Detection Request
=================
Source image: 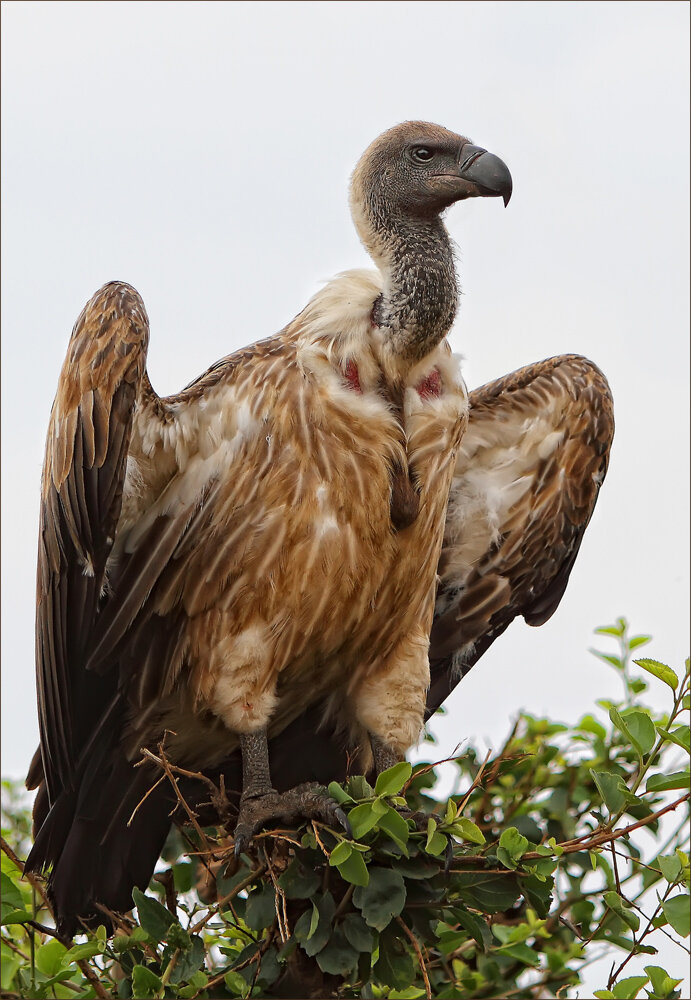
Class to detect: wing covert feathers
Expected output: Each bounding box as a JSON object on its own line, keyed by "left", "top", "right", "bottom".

{"left": 35, "top": 282, "right": 150, "bottom": 802}
{"left": 428, "top": 354, "right": 614, "bottom": 715}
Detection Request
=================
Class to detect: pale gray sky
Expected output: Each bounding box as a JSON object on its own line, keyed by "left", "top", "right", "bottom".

{"left": 2, "top": 0, "right": 689, "bottom": 987}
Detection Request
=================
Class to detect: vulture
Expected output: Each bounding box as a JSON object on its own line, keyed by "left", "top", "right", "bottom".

{"left": 25, "top": 121, "right": 614, "bottom": 938}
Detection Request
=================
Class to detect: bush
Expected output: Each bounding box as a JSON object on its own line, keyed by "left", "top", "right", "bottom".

{"left": 2, "top": 620, "right": 689, "bottom": 999}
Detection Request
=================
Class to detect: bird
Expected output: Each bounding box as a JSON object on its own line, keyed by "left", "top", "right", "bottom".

{"left": 24, "top": 121, "right": 613, "bottom": 939}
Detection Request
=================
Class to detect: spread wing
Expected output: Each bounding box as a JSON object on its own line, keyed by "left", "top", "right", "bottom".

{"left": 427, "top": 354, "right": 614, "bottom": 716}
{"left": 33, "top": 282, "right": 151, "bottom": 803}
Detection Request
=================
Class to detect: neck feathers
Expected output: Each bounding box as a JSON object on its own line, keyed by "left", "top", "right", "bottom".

{"left": 350, "top": 185, "right": 458, "bottom": 365}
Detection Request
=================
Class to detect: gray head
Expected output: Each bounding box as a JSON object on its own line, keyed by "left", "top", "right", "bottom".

{"left": 350, "top": 121, "right": 512, "bottom": 253}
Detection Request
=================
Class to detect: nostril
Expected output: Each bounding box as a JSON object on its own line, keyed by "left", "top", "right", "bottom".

{"left": 459, "top": 148, "right": 486, "bottom": 172}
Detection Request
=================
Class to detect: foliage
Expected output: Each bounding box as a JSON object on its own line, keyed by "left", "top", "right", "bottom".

{"left": 2, "top": 620, "right": 689, "bottom": 999}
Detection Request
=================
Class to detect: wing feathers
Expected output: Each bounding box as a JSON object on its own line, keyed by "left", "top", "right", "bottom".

{"left": 36, "top": 282, "right": 150, "bottom": 801}
{"left": 428, "top": 355, "right": 614, "bottom": 713}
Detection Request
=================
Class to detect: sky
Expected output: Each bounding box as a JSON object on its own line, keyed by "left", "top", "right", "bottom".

{"left": 1, "top": 0, "right": 689, "bottom": 988}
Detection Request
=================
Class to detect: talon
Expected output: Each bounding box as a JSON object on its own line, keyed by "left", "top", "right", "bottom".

{"left": 444, "top": 837, "right": 454, "bottom": 876}
{"left": 335, "top": 807, "right": 352, "bottom": 839}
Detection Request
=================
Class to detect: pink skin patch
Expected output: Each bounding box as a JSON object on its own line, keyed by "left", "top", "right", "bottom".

{"left": 343, "top": 359, "right": 362, "bottom": 393}
{"left": 416, "top": 367, "right": 443, "bottom": 399}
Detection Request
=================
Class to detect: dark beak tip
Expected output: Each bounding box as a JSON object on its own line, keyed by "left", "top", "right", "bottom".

{"left": 503, "top": 190, "right": 512, "bottom": 208}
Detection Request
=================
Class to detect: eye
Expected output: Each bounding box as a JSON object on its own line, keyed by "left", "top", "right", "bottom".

{"left": 411, "top": 146, "right": 435, "bottom": 164}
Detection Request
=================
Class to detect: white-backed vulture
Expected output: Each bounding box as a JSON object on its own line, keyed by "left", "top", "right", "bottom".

{"left": 25, "top": 122, "right": 613, "bottom": 937}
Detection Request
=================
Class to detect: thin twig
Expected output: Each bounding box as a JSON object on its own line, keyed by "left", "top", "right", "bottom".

{"left": 263, "top": 844, "right": 289, "bottom": 943}
{"left": 126, "top": 772, "right": 166, "bottom": 826}
{"left": 189, "top": 863, "right": 267, "bottom": 935}
{"left": 311, "top": 821, "right": 331, "bottom": 860}
{"left": 396, "top": 915, "right": 432, "bottom": 1000}
{"left": 610, "top": 839, "right": 622, "bottom": 895}
{"left": 0, "top": 837, "right": 52, "bottom": 916}
{"left": 608, "top": 881, "right": 677, "bottom": 989}
{"left": 456, "top": 749, "right": 493, "bottom": 813}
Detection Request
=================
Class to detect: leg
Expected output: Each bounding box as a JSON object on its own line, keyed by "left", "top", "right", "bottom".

{"left": 240, "top": 729, "right": 276, "bottom": 799}
{"left": 234, "top": 727, "right": 350, "bottom": 856}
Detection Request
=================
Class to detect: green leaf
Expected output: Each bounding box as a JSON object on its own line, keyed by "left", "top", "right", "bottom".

{"left": 454, "top": 907, "right": 491, "bottom": 951}
{"left": 224, "top": 970, "right": 249, "bottom": 997}
{"left": 294, "top": 892, "right": 336, "bottom": 956}
{"left": 662, "top": 894, "right": 690, "bottom": 936}
{"left": 592, "top": 651, "right": 624, "bottom": 669}
{"left": 170, "top": 935, "right": 205, "bottom": 984}
{"left": 172, "top": 862, "right": 195, "bottom": 894}
{"left": 62, "top": 939, "right": 106, "bottom": 963}
{"left": 348, "top": 802, "right": 381, "bottom": 840}
{"left": 611, "top": 977, "right": 649, "bottom": 999}
{"left": 307, "top": 901, "right": 320, "bottom": 939}
{"left": 498, "top": 827, "right": 529, "bottom": 862}
{"left": 656, "top": 724, "right": 690, "bottom": 752}
{"left": 376, "top": 805, "right": 410, "bottom": 849}
{"left": 353, "top": 866, "right": 406, "bottom": 930}
{"left": 578, "top": 714, "right": 608, "bottom": 739}
{"left": 644, "top": 965, "right": 684, "bottom": 996}
{"left": 346, "top": 775, "right": 375, "bottom": 800}
{"left": 455, "top": 871, "right": 521, "bottom": 913}
{"left": 449, "top": 817, "right": 486, "bottom": 845}
{"left": 374, "top": 762, "right": 413, "bottom": 797}
{"left": 315, "top": 929, "right": 359, "bottom": 976}
{"left": 278, "top": 856, "right": 321, "bottom": 898}
{"left": 329, "top": 840, "right": 353, "bottom": 866}
{"left": 337, "top": 849, "right": 369, "bottom": 887}
{"left": 375, "top": 924, "right": 415, "bottom": 989}
{"left": 256, "top": 946, "right": 280, "bottom": 988}
{"left": 629, "top": 635, "right": 652, "bottom": 650}
{"left": 593, "top": 992, "right": 615, "bottom": 999}
{"left": 424, "top": 818, "right": 448, "bottom": 857}
{"left": 645, "top": 771, "right": 690, "bottom": 793}
{"left": 165, "top": 922, "right": 191, "bottom": 951}
{"left": 620, "top": 709, "right": 657, "bottom": 756}
{"left": 0, "top": 908, "right": 31, "bottom": 925}
{"left": 603, "top": 891, "right": 640, "bottom": 931}
{"left": 327, "top": 780, "right": 354, "bottom": 804}
{"left": 657, "top": 854, "right": 684, "bottom": 884}
{"left": 591, "top": 770, "right": 630, "bottom": 814}
{"left": 497, "top": 941, "right": 541, "bottom": 966}
{"left": 35, "top": 939, "right": 68, "bottom": 977}
{"left": 0, "top": 872, "right": 24, "bottom": 915}
{"left": 595, "top": 622, "right": 626, "bottom": 636}
{"left": 342, "top": 912, "right": 375, "bottom": 952}
{"left": 131, "top": 964, "right": 163, "bottom": 998}
{"left": 634, "top": 658, "right": 679, "bottom": 691}
{"left": 244, "top": 883, "right": 276, "bottom": 930}
{"left": 133, "top": 887, "right": 176, "bottom": 942}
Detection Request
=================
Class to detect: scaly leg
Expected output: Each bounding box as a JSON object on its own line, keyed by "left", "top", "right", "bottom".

{"left": 370, "top": 733, "right": 401, "bottom": 775}
{"left": 233, "top": 728, "right": 350, "bottom": 855}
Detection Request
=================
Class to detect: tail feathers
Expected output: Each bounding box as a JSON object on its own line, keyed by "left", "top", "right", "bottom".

{"left": 26, "top": 753, "right": 173, "bottom": 939}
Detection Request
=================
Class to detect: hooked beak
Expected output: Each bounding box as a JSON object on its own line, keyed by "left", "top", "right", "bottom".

{"left": 442, "top": 142, "right": 513, "bottom": 206}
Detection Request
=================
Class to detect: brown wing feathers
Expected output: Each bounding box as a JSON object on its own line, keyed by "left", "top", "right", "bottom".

{"left": 428, "top": 355, "right": 614, "bottom": 715}
{"left": 32, "top": 282, "right": 150, "bottom": 802}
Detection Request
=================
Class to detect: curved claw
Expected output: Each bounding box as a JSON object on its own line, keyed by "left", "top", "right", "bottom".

{"left": 334, "top": 807, "right": 353, "bottom": 840}
{"left": 444, "top": 836, "right": 454, "bottom": 877}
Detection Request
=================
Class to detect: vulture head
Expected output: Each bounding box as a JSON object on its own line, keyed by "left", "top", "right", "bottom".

{"left": 350, "top": 120, "right": 512, "bottom": 232}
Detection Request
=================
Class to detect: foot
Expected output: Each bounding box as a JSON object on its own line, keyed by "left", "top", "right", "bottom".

{"left": 233, "top": 782, "right": 351, "bottom": 856}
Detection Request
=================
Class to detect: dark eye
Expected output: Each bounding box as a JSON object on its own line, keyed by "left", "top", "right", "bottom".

{"left": 411, "top": 146, "right": 434, "bottom": 163}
